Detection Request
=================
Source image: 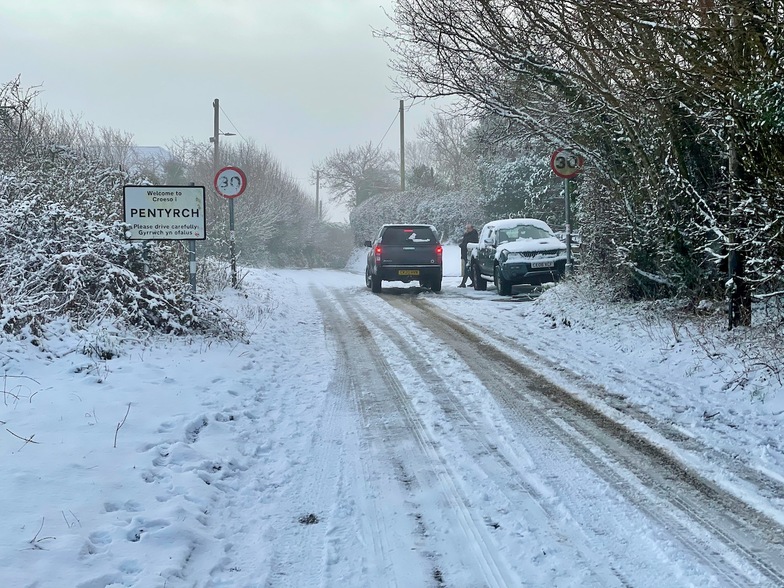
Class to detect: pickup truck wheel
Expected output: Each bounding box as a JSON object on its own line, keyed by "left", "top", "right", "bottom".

{"left": 365, "top": 267, "right": 372, "bottom": 288}
{"left": 494, "top": 264, "right": 512, "bottom": 296}
{"left": 430, "top": 278, "right": 442, "bottom": 293}
{"left": 472, "top": 263, "right": 488, "bottom": 291}
{"left": 371, "top": 273, "right": 382, "bottom": 293}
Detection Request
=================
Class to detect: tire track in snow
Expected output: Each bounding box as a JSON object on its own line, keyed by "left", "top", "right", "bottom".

{"left": 348, "top": 293, "right": 632, "bottom": 588}
{"left": 312, "top": 286, "right": 409, "bottom": 587}
{"left": 396, "top": 295, "right": 784, "bottom": 587}
{"left": 432, "top": 295, "right": 784, "bottom": 516}
{"left": 327, "top": 288, "right": 522, "bottom": 588}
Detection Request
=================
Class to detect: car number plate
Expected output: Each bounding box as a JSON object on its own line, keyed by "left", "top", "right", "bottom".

{"left": 531, "top": 261, "right": 554, "bottom": 269}
{"left": 398, "top": 269, "right": 420, "bottom": 276}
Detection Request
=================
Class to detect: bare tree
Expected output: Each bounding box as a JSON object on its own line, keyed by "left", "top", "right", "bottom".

{"left": 314, "top": 142, "right": 397, "bottom": 208}
{"left": 382, "top": 0, "right": 784, "bottom": 320}
{"left": 0, "top": 76, "right": 43, "bottom": 162}
{"left": 417, "top": 113, "right": 477, "bottom": 189}
{"left": 181, "top": 138, "right": 330, "bottom": 267}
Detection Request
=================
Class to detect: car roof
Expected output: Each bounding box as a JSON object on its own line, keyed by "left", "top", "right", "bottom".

{"left": 483, "top": 218, "right": 553, "bottom": 232}
{"left": 381, "top": 224, "right": 436, "bottom": 228}
{"left": 381, "top": 224, "right": 438, "bottom": 232}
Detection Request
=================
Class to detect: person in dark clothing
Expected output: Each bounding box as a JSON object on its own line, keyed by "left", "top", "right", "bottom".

{"left": 458, "top": 224, "right": 479, "bottom": 287}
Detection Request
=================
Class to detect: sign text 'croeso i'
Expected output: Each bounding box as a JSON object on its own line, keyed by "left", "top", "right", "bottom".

{"left": 123, "top": 185, "right": 207, "bottom": 240}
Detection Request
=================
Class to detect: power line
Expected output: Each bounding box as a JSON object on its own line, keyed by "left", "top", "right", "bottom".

{"left": 377, "top": 108, "right": 400, "bottom": 147}
{"left": 217, "top": 99, "right": 411, "bottom": 152}
{"left": 219, "top": 105, "right": 248, "bottom": 143}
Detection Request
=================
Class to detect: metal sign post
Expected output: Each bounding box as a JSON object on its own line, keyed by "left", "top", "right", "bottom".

{"left": 550, "top": 149, "right": 584, "bottom": 275}
{"left": 564, "top": 179, "right": 573, "bottom": 274}
{"left": 189, "top": 240, "right": 197, "bottom": 292}
{"left": 214, "top": 166, "right": 247, "bottom": 288}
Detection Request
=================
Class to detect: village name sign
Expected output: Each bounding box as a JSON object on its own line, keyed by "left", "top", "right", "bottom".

{"left": 122, "top": 185, "right": 206, "bottom": 240}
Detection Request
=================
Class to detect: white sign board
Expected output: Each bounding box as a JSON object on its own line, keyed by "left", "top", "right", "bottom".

{"left": 123, "top": 185, "right": 206, "bottom": 240}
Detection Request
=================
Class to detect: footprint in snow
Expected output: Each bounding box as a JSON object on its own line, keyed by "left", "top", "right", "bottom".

{"left": 185, "top": 416, "right": 208, "bottom": 442}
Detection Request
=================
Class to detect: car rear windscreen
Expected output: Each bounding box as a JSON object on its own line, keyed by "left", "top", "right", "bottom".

{"left": 381, "top": 227, "right": 436, "bottom": 245}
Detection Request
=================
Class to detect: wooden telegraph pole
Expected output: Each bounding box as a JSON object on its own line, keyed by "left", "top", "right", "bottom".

{"left": 211, "top": 99, "right": 242, "bottom": 288}
{"left": 399, "top": 100, "right": 405, "bottom": 191}
{"left": 315, "top": 169, "right": 320, "bottom": 219}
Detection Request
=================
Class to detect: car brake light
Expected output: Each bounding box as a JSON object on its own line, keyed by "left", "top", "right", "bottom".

{"left": 374, "top": 245, "right": 382, "bottom": 263}
{"left": 435, "top": 245, "right": 443, "bottom": 256}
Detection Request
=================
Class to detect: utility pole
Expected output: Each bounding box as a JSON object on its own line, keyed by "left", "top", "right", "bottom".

{"left": 213, "top": 99, "right": 220, "bottom": 177}
{"left": 315, "top": 169, "right": 320, "bottom": 219}
{"left": 399, "top": 99, "right": 405, "bottom": 191}
{"left": 212, "top": 98, "right": 237, "bottom": 288}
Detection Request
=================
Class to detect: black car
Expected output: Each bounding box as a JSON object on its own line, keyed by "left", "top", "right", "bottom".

{"left": 364, "top": 224, "right": 443, "bottom": 293}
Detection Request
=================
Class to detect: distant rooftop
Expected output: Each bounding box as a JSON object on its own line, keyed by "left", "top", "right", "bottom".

{"left": 129, "top": 146, "right": 171, "bottom": 160}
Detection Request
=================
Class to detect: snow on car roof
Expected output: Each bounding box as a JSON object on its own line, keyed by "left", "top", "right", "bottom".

{"left": 382, "top": 223, "right": 437, "bottom": 229}
{"left": 381, "top": 223, "right": 439, "bottom": 233}
{"left": 484, "top": 218, "right": 553, "bottom": 232}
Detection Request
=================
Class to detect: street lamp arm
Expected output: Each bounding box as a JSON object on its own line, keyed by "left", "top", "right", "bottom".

{"left": 209, "top": 132, "right": 236, "bottom": 143}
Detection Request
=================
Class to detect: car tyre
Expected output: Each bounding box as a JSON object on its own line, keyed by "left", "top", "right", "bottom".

{"left": 472, "top": 262, "right": 487, "bottom": 291}
{"left": 431, "top": 278, "right": 442, "bottom": 293}
{"left": 495, "top": 264, "right": 512, "bottom": 296}
{"left": 371, "top": 273, "right": 382, "bottom": 293}
{"left": 365, "top": 267, "right": 372, "bottom": 288}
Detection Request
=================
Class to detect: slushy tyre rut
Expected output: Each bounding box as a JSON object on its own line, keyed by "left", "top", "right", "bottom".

{"left": 312, "top": 283, "right": 784, "bottom": 587}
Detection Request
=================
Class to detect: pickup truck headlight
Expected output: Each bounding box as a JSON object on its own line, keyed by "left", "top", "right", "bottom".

{"left": 500, "top": 250, "right": 525, "bottom": 263}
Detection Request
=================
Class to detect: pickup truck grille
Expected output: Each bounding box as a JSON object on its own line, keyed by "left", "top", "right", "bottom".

{"left": 518, "top": 249, "right": 563, "bottom": 259}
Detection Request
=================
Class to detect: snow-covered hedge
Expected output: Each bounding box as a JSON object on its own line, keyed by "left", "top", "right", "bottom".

{"left": 350, "top": 187, "right": 485, "bottom": 244}
{"left": 0, "top": 149, "right": 243, "bottom": 340}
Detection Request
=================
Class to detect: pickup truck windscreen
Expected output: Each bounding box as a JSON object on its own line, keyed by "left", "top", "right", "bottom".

{"left": 497, "top": 225, "right": 553, "bottom": 243}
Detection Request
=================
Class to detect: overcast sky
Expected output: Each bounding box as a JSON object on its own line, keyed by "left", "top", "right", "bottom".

{"left": 0, "top": 0, "right": 439, "bottom": 221}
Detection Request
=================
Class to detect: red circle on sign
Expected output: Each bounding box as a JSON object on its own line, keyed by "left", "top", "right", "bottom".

{"left": 550, "top": 149, "right": 584, "bottom": 179}
{"left": 214, "top": 166, "right": 247, "bottom": 198}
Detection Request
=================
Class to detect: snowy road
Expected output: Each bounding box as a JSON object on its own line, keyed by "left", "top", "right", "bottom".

{"left": 304, "top": 276, "right": 784, "bottom": 587}
{"left": 4, "top": 265, "right": 784, "bottom": 588}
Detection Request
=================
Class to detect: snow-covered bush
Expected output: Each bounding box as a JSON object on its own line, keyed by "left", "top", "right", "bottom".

{"left": 0, "top": 156, "right": 242, "bottom": 339}
{"left": 0, "top": 82, "right": 244, "bottom": 341}
{"left": 179, "top": 139, "right": 355, "bottom": 269}
{"left": 350, "top": 187, "right": 485, "bottom": 244}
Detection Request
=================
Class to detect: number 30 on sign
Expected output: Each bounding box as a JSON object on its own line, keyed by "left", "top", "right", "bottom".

{"left": 214, "top": 166, "right": 247, "bottom": 199}
{"left": 550, "top": 149, "right": 584, "bottom": 179}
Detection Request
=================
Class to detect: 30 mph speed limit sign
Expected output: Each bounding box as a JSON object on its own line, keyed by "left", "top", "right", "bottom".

{"left": 214, "top": 166, "right": 247, "bottom": 199}
{"left": 550, "top": 149, "right": 584, "bottom": 179}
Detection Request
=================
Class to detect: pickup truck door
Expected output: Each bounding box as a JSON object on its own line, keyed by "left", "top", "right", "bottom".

{"left": 476, "top": 228, "right": 496, "bottom": 275}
